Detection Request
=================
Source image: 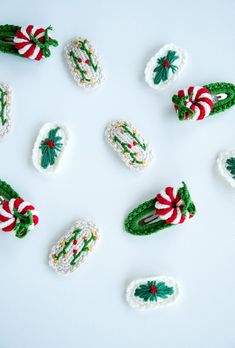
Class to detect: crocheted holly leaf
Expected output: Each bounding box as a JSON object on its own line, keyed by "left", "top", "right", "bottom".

{"left": 40, "top": 127, "right": 63, "bottom": 169}
{"left": 134, "top": 281, "right": 174, "bottom": 302}
{"left": 226, "top": 157, "right": 235, "bottom": 180}
{"left": 153, "top": 50, "right": 179, "bottom": 85}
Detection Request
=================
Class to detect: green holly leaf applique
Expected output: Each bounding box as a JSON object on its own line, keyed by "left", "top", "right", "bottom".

{"left": 153, "top": 50, "right": 179, "bottom": 85}
{"left": 40, "top": 127, "right": 63, "bottom": 169}
{"left": 134, "top": 281, "right": 174, "bottom": 302}
{"left": 226, "top": 157, "right": 235, "bottom": 180}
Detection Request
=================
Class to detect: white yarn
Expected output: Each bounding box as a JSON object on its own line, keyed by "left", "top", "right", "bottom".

{"left": 64, "top": 38, "right": 104, "bottom": 89}
{"left": 217, "top": 151, "right": 235, "bottom": 188}
{"left": 126, "top": 276, "right": 180, "bottom": 310}
{"left": 32, "top": 122, "right": 69, "bottom": 174}
{"left": 105, "top": 120, "right": 153, "bottom": 171}
{"left": 144, "top": 43, "right": 187, "bottom": 91}
{"left": 0, "top": 83, "right": 11, "bottom": 138}
{"left": 49, "top": 219, "right": 99, "bottom": 275}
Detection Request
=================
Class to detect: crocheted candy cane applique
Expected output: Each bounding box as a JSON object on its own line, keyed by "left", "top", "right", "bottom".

{"left": 0, "top": 24, "right": 58, "bottom": 60}
{"left": 0, "top": 179, "right": 39, "bottom": 238}
{"left": 125, "top": 182, "right": 196, "bottom": 236}
{"left": 0, "top": 83, "right": 11, "bottom": 137}
{"left": 172, "top": 83, "right": 235, "bottom": 121}
{"left": 64, "top": 38, "right": 104, "bottom": 89}
{"left": 217, "top": 151, "right": 235, "bottom": 188}
{"left": 49, "top": 219, "right": 99, "bottom": 275}
{"left": 32, "top": 123, "right": 69, "bottom": 173}
{"left": 126, "top": 276, "right": 179, "bottom": 310}
{"left": 145, "top": 43, "right": 187, "bottom": 91}
{"left": 105, "top": 120, "right": 152, "bottom": 171}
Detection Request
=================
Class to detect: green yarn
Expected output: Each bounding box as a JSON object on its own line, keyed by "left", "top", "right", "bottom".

{"left": 226, "top": 157, "right": 235, "bottom": 180}
{"left": 69, "top": 50, "right": 91, "bottom": 82}
{"left": 134, "top": 281, "right": 174, "bottom": 302}
{"left": 0, "top": 87, "right": 7, "bottom": 126}
{"left": 113, "top": 135, "right": 143, "bottom": 165}
{"left": 153, "top": 50, "right": 179, "bottom": 85}
{"left": 177, "top": 181, "right": 196, "bottom": 216}
{"left": 124, "top": 198, "right": 171, "bottom": 236}
{"left": 40, "top": 127, "right": 63, "bottom": 169}
{"left": 29, "top": 25, "right": 58, "bottom": 58}
{"left": 78, "top": 39, "right": 97, "bottom": 72}
{"left": 0, "top": 25, "right": 20, "bottom": 56}
{"left": 55, "top": 228, "right": 81, "bottom": 261}
{"left": 204, "top": 82, "right": 235, "bottom": 116}
{"left": 121, "top": 124, "right": 146, "bottom": 150}
{"left": 172, "top": 93, "right": 194, "bottom": 120}
{"left": 70, "top": 234, "right": 94, "bottom": 266}
{"left": 0, "top": 179, "right": 20, "bottom": 201}
{"left": 13, "top": 209, "right": 33, "bottom": 238}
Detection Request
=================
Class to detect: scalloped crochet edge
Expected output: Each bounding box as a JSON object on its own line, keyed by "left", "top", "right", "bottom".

{"left": 144, "top": 43, "right": 187, "bottom": 91}
{"left": 126, "top": 276, "right": 180, "bottom": 310}
{"left": 217, "top": 150, "right": 235, "bottom": 188}
{"left": 32, "top": 122, "right": 69, "bottom": 174}
{"left": 48, "top": 219, "right": 100, "bottom": 275}
{"left": 0, "top": 83, "right": 11, "bottom": 138}
{"left": 64, "top": 37, "right": 104, "bottom": 89}
{"left": 105, "top": 120, "right": 153, "bottom": 171}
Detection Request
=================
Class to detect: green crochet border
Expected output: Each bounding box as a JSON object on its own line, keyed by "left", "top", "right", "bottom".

{"left": 0, "top": 179, "right": 20, "bottom": 201}
{"left": 204, "top": 82, "right": 235, "bottom": 116}
{"left": 124, "top": 198, "right": 171, "bottom": 236}
{"left": 0, "top": 25, "right": 20, "bottom": 56}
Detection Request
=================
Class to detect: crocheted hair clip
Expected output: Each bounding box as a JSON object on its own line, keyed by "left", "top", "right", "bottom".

{"left": 32, "top": 123, "right": 69, "bottom": 173}
{"left": 0, "top": 180, "right": 39, "bottom": 238}
{"left": 125, "top": 182, "right": 196, "bottom": 236}
{"left": 145, "top": 43, "right": 187, "bottom": 91}
{"left": 126, "top": 276, "right": 179, "bottom": 310}
{"left": 105, "top": 120, "right": 152, "bottom": 171}
{"left": 49, "top": 219, "right": 99, "bottom": 275}
{"left": 65, "top": 37, "right": 104, "bottom": 88}
{"left": 0, "top": 83, "right": 11, "bottom": 138}
{"left": 0, "top": 24, "right": 58, "bottom": 61}
{"left": 172, "top": 82, "right": 235, "bottom": 121}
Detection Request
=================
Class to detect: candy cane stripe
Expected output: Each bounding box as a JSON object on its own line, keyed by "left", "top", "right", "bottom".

{"left": 156, "top": 193, "right": 171, "bottom": 205}
{"left": 18, "top": 43, "right": 32, "bottom": 55}
{"left": 23, "top": 44, "right": 35, "bottom": 58}
{"left": 0, "top": 218, "right": 16, "bottom": 232}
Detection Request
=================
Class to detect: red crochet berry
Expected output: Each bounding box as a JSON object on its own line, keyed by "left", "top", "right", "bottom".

{"left": 163, "top": 59, "right": 170, "bottom": 67}
{"left": 78, "top": 58, "right": 82, "bottom": 63}
{"left": 73, "top": 249, "right": 78, "bottom": 254}
{"left": 149, "top": 284, "right": 158, "bottom": 294}
{"left": 85, "top": 59, "right": 91, "bottom": 64}
{"left": 73, "top": 240, "right": 78, "bottom": 245}
{"left": 44, "top": 140, "right": 55, "bottom": 149}
{"left": 128, "top": 144, "right": 132, "bottom": 149}
{"left": 133, "top": 141, "right": 137, "bottom": 146}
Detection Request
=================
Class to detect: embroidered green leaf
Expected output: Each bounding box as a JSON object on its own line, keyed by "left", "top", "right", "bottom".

{"left": 153, "top": 50, "right": 179, "bottom": 85}
{"left": 134, "top": 281, "right": 174, "bottom": 302}
{"left": 0, "top": 87, "right": 7, "bottom": 126}
{"left": 40, "top": 127, "right": 63, "bottom": 169}
{"left": 226, "top": 157, "right": 235, "bottom": 180}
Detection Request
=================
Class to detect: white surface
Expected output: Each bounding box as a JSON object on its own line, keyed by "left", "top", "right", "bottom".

{"left": 0, "top": 0, "right": 234, "bottom": 347}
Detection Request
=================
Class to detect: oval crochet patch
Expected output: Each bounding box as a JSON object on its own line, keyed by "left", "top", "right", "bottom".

{"left": 0, "top": 83, "right": 11, "bottom": 138}
{"left": 64, "top": 38, "right": 104, "bottom": 89}
{"left": 126, "top": 276, "right": 179, "bottom": 310}
{"left": 145, "top": 43, "right": 187, "bottom": 91}
{"left": 49, "top": 219, "right": 99, "bottom": 275}
{"left": 217, "top": 151, "right": 235, "bottom": 188}
{"left": 105, "top": 120, "right": 152, "bottom": 171}
{"left": 32, "top": 123, "right": 69, "bottom": 173}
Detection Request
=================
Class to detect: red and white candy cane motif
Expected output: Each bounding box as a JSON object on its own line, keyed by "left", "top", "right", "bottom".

{"left": 0, "top": 198, "right": 39, "bottom": 232}
{"left": 175, "top": 86, "right": 214, "bottom": 120}
{"left": 155, "top": 186, "right": 192, "bottom": 224}
{"left": 14, "top": 25, "right": 48, "bottom": 61}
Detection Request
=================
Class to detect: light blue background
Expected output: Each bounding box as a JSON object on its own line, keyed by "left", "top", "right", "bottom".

{"left": 0, "top": 0, "right": 234, "bottom": 347}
